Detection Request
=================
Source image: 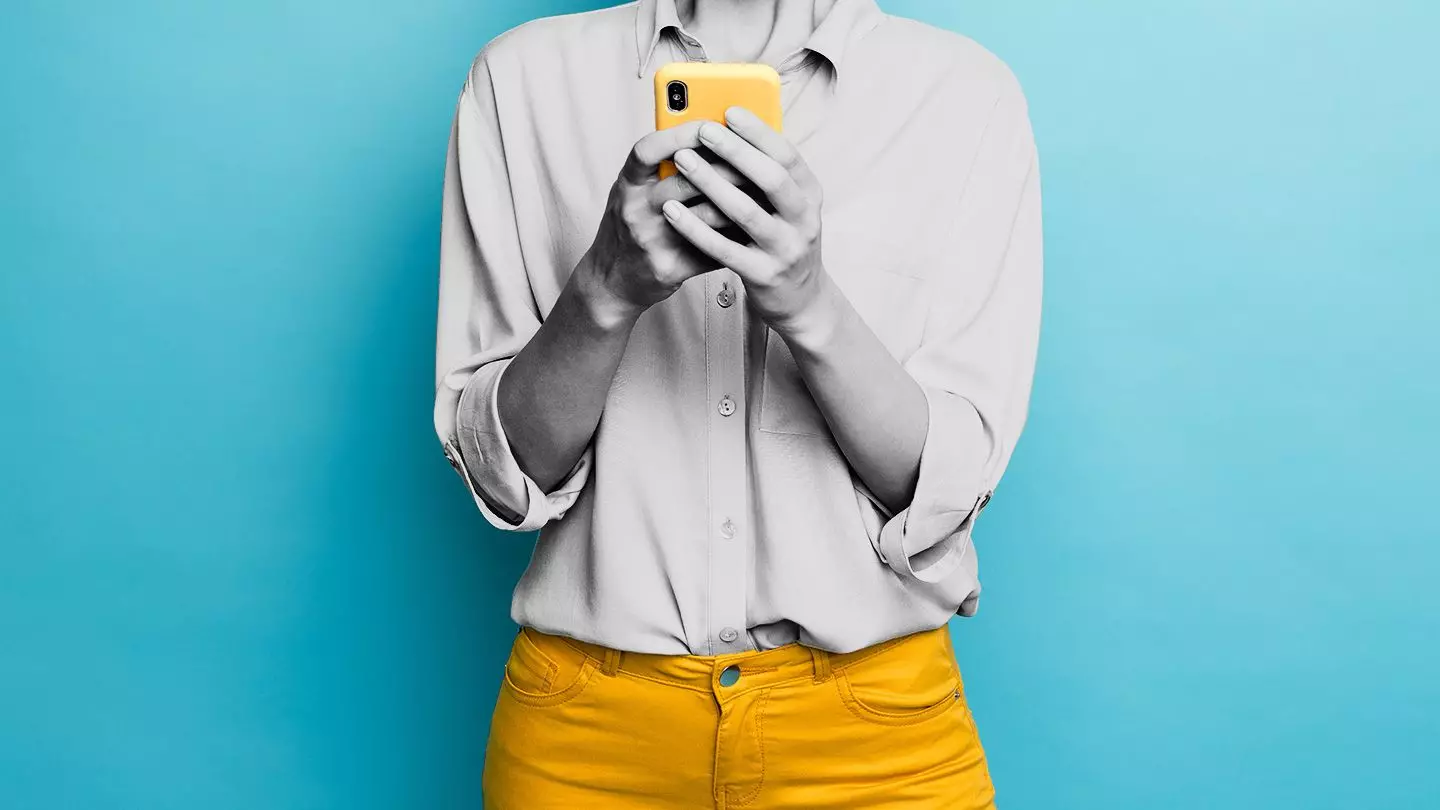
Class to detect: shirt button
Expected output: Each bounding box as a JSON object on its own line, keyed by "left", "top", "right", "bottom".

{"left": 717, "top": 283, "right": 735, "bottom": 307}
{"left": 720, "top": 518, "right": 736, "bottom": 539}
{"left": 718, "top": 627, "right": 739, "bottom": 643}
{"left": 717, "top": 395, "right": 736, "bottom": 417}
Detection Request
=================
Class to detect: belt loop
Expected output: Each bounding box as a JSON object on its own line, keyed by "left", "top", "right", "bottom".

{"left": 601, "top": 646, "right": 621, "bottom": 676}
{"left": 809, "top": 645, "right": 832, "bottom": 683}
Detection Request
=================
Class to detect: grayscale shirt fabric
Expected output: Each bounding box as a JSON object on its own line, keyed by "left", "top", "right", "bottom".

{"left": 434, "top": 0, "right": 1042, "bottom": 655}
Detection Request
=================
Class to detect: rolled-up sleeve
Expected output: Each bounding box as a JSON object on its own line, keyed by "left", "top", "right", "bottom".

{"left": 434, "top": 47, "right": 593, "bottom": 533}
{"left": 859, "top": 72, "right": 1042, "bottom": 587}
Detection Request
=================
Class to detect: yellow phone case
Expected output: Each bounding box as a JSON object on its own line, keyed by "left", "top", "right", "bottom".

{"left": 654, "top": 61, "right": 783, "bottom": 179}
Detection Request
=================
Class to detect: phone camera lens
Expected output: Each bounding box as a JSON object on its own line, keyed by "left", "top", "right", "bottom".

{"left": 666, "top": 80, "right": 688, "bottom": 112}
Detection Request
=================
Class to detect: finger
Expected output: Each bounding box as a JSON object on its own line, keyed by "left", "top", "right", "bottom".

{"left": 671, "top": 147, "right": 781, "bottom": 247}
{"left": 621, "top": 120, "right": 706, "bottom": 184}
{"left": 682, "top": 223, "right": 750, "bottom": 264}
{"left": 653, "top": 180, "right": 774, "bottom": 217}
{"left": 696, "top": 119, "right": 808, "bottom": 222}
{"left": 689, "top": 199, "right": 735, "bottom": 230}
{"left": 649, "top": 158, "right": 749, "bottom": 206}
{"left": 661, "top": 198, "right": 761, "bottom": 274}
{"left": 723, "top": 105, "right": 821, "bottom": 197}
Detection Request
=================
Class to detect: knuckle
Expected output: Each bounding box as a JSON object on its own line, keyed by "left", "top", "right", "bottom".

{"left": 761, "top": 167, "right": 789, "bottom": 192}
{"left": 802, "top": 210, "right": 822, "bottom": 238}
{"left": 619, "top": 203, "right": 644, "bottom": 231}
{"left": 627, "top": 143, "right": 653, "bottom": 171}
{"left": 654, "top": 261, "right": 687, "bottom": 289}
{"left": 753, "top": 266, "right": 780, "bottom": 290}
{"left": 779, "top": 240, "right": 806, "bottom": 267}
{"left": 628, "top": 220, "right": 661, "bottom": 249}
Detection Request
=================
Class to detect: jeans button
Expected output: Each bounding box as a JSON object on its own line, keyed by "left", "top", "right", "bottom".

{"left": 719, "top": 664, "right": 741, "bottom": 687}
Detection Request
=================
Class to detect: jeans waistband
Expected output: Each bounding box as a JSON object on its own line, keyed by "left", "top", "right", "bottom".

{"left": 522, "top": 624, "right": 954, "bottom": 696}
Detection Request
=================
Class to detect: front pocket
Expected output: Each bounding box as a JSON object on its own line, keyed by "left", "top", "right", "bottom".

{"left": 835, "top": 667, "right": 964, "bottom": 726}
{"left": 500, "top": 629, "right": 599, "bottom": 708}
{"left": 506, "top": 628, "right": 560, "bottom": 693}
{"left": 832, "top": 633, "right": 968, "bottom": 727}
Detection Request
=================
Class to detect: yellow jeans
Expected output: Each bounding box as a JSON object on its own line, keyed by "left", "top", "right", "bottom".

{"left": 482, "top": 624, "right": 997, "bottom": 809}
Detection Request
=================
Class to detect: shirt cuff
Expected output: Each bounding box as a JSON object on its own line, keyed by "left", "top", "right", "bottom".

{"left": 446, "top": 358, "right": 593, "bottom": 533}
{"left": 858, "top": 385, "right": 994, "bottom": 584}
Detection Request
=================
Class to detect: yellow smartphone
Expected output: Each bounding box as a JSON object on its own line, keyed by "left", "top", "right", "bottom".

{"left": 654, "top": 61, "right": 783, "bottom": 180}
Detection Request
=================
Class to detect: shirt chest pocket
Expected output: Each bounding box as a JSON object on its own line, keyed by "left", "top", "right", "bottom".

{"left": 758, "top": 237, "right": 930, "bottom": 437}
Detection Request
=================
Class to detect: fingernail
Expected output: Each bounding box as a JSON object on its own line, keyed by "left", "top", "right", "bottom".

{"left": 662, "top": 199, "right": 682, "bottom": 218}
{"left": 674, "top": 149, "right": 698, "bottom": 171}
{"left": 698, "top": 122, "right": 721, "bottom": 144}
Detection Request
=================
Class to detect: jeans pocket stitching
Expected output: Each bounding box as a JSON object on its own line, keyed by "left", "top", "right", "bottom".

{"left": 501, "top": 655, "right": 599, "bottom": 708}
{"left": 725, "top": 686, "right": 771, "bottom": 807}
{"left": 510, "top": 629, "right": 562, "bottom": 692}
{"left": 834, "top": 667, "right": 964, "bottom": 727}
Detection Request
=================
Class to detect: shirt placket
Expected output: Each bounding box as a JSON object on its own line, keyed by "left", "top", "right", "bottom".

{"left": 705, "top": 269, "right": 749, "bottom": 654}
{"left": 663, "top": 29, "right": 817, "bottom": 654}
{"left": 657, "top": 27, "right": 744, "bottom": 655}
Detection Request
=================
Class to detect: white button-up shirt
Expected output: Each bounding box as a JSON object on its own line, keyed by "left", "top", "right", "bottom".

{"left": 434, "top": 0, "right": 1042, "bottom": 655}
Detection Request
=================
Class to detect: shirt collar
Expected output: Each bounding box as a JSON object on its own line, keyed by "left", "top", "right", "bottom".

{"left": 634, "top": 0, "right": 885, "bottom": 80}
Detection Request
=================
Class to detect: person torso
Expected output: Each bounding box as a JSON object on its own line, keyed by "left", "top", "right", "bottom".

{"left": 479, "top": 0, "right": 1025, "bottom": 654}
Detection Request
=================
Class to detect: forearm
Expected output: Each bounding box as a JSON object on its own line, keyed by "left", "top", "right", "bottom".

{"left": 495, "top": 255, "right": 642, "bottom": 492}
{"left": 774, "top": 272, "right": 929, "bottom": 515}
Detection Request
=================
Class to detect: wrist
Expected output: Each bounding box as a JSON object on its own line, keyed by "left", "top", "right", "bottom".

{"left": 571, "top": 253, "right": 645, "bottom": 334}
{"left": 771, "top": 272, "right": 845, "bottom": 358}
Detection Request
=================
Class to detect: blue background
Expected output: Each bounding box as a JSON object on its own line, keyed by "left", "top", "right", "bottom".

{"left": 2, "top": 0, "right": 1435, "bottom": 807}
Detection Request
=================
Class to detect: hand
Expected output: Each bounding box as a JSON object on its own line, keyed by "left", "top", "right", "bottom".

{"left": 577, "top": 121, "right": 770, "bottom": 325}
{"left": 658, "top": 105, "right": 828, "bottom": 336}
